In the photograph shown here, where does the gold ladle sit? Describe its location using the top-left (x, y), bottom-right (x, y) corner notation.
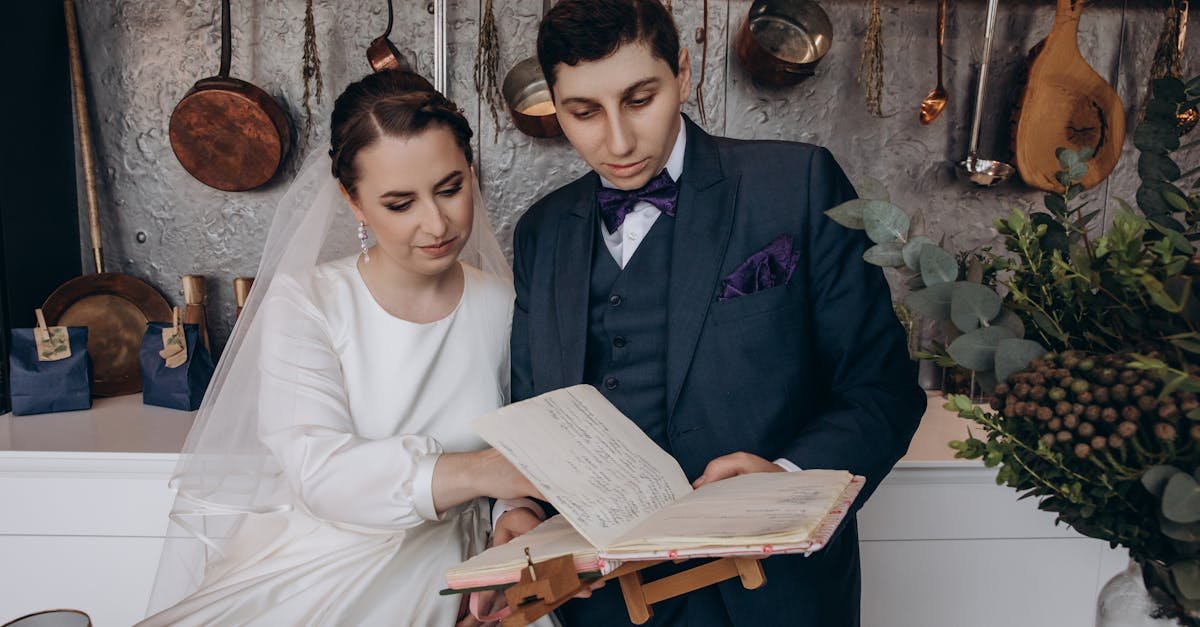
top-left (919, 0), bottom-right (948, 125)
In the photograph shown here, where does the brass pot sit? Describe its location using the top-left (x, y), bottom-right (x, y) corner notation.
top-left (735, 0), bottom-right (833, 87)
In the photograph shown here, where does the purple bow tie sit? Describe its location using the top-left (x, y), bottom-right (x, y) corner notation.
top-left (596, 169), bottom-right (679, 234)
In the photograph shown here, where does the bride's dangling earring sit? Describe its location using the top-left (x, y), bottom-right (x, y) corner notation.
top-left (358, 221), bottom-right (370, 263)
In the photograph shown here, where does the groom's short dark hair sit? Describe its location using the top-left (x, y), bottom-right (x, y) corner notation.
top-left (537, 0), bottom-right (681, 93)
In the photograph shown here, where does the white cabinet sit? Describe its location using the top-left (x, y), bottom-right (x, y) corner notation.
top-left (0, 396), bottom-right (1130, 626)
top-left (1, 397), bottom-right (188, 626)
top-left (858, 462), bottom-right (1127, 627)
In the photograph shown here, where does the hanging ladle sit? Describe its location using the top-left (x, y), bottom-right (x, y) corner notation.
top-left (502, 0), bottom-right (562, 138)
top-left (918, 0), bottom-right (948, 125)
top-left (959, 0), bottom-right (1015, 186)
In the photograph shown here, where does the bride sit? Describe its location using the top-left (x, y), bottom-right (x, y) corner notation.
top-left (141, 70), bottom-right (543, 626)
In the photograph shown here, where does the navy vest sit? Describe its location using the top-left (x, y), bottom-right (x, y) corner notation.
top-left (582, 215), bottom-right (674, 452)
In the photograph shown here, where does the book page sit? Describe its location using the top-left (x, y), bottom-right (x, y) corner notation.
top-left (606, 470), bottom-right (854, 553)
top-left (444, 515), bottom-right (602, 589)
top-left (472, 385), bottom-right (693, 548)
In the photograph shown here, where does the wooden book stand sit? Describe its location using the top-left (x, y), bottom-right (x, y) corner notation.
top-left (501, 551), bottom-right (766, 626)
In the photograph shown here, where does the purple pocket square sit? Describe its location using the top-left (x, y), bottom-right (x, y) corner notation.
top-left (718, 234), bottom-right (800, 302)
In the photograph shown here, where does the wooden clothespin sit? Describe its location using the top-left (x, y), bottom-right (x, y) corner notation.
top-left (525, 548), bottom-right (538, 582)
top-left (35, 309), bottom-right (51, 342)
top-left (159, 306), bottom-right (188, 368)
top-left (33, 308), bottom-right (71, 362)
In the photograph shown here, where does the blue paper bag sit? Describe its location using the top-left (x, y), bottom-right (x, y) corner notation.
top-left (8, 327), bottom-right (92, 415)
top-left (140, 322), bottom-right (213, 411)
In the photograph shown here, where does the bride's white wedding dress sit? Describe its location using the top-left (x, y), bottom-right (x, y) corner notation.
top-left (141, 255), bottom-right (512, 626)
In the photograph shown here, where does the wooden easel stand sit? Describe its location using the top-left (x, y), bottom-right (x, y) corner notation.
top-left (501, 555), bottom-right (766, 626)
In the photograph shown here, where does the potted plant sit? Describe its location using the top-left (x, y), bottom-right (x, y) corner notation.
top-left (828, 76), bottom-right (1200, 625)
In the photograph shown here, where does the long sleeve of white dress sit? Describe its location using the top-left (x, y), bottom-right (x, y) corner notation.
top-left (255, 274), bottom-right (444, 531)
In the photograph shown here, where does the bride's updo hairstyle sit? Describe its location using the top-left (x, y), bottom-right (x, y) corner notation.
top-left (329, 69), bottom-right (474, 196)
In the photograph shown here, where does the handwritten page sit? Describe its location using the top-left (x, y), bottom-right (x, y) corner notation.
top-left (608, 470), bottom-right (853, 552)
top-left (472, 385), bottom-right (693, 548)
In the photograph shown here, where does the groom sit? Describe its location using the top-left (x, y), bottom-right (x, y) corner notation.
top-left (501, 1), bottom-right (926, 625)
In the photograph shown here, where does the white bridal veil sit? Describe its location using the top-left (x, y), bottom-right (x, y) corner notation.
top-left (146, 149), bottom-right (512, 614)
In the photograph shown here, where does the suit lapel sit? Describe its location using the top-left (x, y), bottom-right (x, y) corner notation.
top-left (552, 174), bottom-right (599, 388)
top-left (667, 118), bottom-right (739, 418)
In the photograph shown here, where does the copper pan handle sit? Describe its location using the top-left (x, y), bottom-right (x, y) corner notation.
top-left (64, 0), bottom-right (104, 274)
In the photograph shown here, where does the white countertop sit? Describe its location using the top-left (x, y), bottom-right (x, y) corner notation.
top-left (0, 395), bottom-right (194, 455)
top-left (0, 390), bottom-right (972, 466)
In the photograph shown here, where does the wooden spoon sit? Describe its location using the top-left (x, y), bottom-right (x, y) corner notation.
top-left (919, 0), bottom-right (948, 125)
top-left (1013, 0), bottom-right (1125, 192)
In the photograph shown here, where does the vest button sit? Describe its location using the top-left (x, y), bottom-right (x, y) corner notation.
top-left (604, 377), bottom-right (620, 390)
top-left (613, 336), bottom-right (627, 348)
top-left (609, 294), bottom-right (623, 307)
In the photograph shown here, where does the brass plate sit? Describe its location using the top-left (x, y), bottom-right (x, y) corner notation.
top-left (42, 273), bottom-right (171, 397)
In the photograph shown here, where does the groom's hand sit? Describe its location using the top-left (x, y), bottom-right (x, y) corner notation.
top-left (693, 452), bottom-right (785, 488)
top-left (492, 507), bottom-right (542, 546)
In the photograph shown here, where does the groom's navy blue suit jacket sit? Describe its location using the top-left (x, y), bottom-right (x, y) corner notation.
top-left (510, 117), bottom-right (926, 627)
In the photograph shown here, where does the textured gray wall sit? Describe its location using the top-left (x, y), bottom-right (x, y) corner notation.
top-left (68, 0), bottom-right (1197, 355)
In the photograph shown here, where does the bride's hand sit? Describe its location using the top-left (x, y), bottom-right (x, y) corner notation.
top-left (432, 450), bottom-right (544, 515)
top-left (477, 449), bottom-right (545, 501)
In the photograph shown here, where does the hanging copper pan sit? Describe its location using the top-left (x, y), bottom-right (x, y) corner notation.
top-left (367, 0), bottom-right (410, 72)
top-left (502, 0), bottom-right (562, 138)
top-left (44, 0), bottom-right (171, 397)
top-left (169, 0), bottom-right (291, 192)
top-left (735, 0), bottom-right (832, 87)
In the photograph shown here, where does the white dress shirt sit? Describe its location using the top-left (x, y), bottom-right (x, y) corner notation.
top-left (597, 116), bottom-right (688, 268)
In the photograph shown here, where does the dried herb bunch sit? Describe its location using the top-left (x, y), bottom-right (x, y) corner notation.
top-left (858, 0), bottom-right (885, 117)
top-left (474, 0), bottom-right (504, 139)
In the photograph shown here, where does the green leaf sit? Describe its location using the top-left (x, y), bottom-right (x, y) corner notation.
top-left (1142, 274), bottom-right (1185, 313)
top-left (1141, 465), bottom-right (1180, 498)
top-left (950, 282), bottom-right (1003, 332)
top-left (949, 394), bottom-right (975, 413)
top-left (919, 244), bottom-right (958, 287)
top-left (1166, 191), bottom-right (1193, 213)
top-left (902, 237), bottom-right (936, 272)
top-left (1139, 184), bottom-right (1174, 216)
top-left (994, 338), bottom-right (1047, 383)
top-left (1164, 473), bottom-right (1200, 524)
top-left (1150, 221), bottom-right (1195, 254)
top-left (1153, 76), bottom-right (1188, 103)
top-left (1170, 337), bottom-right (1200, 355)
top-left (862, 241), bottom-right (905, 267)
top-left (1140, 152), bottom-right (1183, 182)
top-left (1028, 309), bottom-right (1067, 342)
top-left (825, 199), bottom-right (868, 230)
top-left (1171, 561), bottom-right (1200, 601)
top-left (862, 201), bottom-right (911, 244)
top-left (1135, 119), bottom-right (1182, 153)
top-left (946, 326), bottom-right (1016, 371)
top-left (853, 177), bottom-right (890, 202)
top-left (1146, 98), bottom-right (1182, 124)
top-left (904, 281), bottom-right (958, 321)
top-left (1160, 516), bottom-right (1200, 542)
top-left (1032, 214), bottom-right (1069, 256)
top-left (1056, 147), bottom-right (1083, 170)
top-left (993, 308), bottom-right (1025, 338)
top-left (1044, 194), bottom-right (1068, 216)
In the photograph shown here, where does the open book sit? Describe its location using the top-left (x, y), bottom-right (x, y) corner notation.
top-left (444, 385), bottom-right (863, 591)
